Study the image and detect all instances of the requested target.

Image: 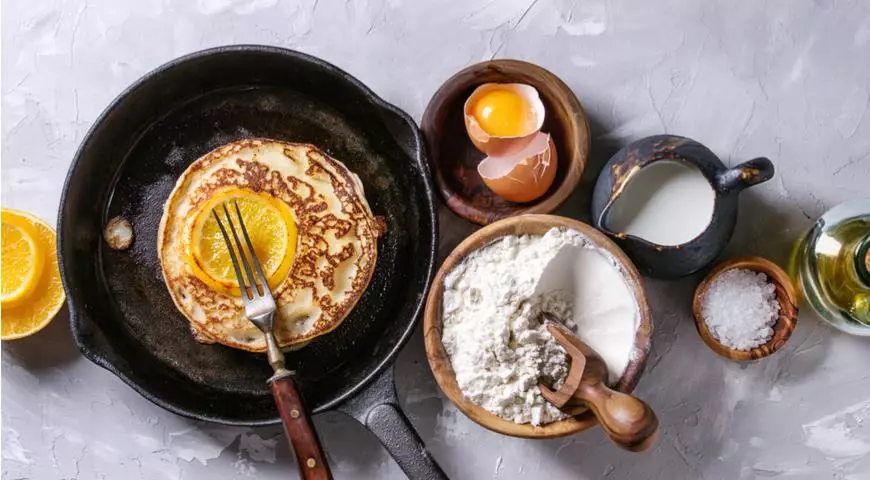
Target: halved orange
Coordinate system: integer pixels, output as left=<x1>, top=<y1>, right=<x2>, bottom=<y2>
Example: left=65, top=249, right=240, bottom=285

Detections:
left=1, top=209, right=65, bottom=340
left=2, top=210, right=44, bottom=308
left=187, top=188, right=297, bottom=295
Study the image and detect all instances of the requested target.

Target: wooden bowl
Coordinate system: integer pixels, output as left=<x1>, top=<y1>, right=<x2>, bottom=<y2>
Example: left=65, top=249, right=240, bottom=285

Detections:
left=692, top=256, right=798, bottom=361
left=423, top=214, right=652, bottom=438
left=421, top=60, right=590, bottom=225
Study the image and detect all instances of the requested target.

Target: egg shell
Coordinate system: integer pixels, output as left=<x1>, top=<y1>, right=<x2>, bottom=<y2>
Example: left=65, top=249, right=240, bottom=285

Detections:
left=464, top=83, right=546, bottom=156
left=478, top=135, right=558, bottom=203
left=104, top=216, right=134, bottom=250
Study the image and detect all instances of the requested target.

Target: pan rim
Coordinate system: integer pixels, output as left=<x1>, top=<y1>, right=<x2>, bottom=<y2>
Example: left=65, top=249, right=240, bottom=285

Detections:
left=57, top=44, right=438, bottom=425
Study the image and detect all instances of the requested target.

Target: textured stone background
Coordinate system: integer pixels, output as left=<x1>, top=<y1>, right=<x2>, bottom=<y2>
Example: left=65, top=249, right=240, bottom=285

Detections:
left=2, top=0, right=870, bottom=479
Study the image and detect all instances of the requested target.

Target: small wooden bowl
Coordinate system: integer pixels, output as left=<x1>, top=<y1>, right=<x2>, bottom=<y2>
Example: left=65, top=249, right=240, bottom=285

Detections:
left=692, top=256, right=799, bottom=362
left=423, top=214, right=652, bottom=438
left=421, top=60, right=590, bottom=225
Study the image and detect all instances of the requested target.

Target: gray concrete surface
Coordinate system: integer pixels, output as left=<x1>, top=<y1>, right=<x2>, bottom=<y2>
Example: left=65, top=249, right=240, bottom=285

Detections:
left=3, top=0, right=870, bottom=479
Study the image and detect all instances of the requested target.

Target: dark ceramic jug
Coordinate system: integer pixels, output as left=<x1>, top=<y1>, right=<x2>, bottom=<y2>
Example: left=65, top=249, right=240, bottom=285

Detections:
left=591, top=135, right=774, bottom=279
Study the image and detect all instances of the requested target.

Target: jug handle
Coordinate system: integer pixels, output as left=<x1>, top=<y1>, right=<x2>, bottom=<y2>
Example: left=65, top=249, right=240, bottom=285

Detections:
left=715, top=157, right=774, bottom=194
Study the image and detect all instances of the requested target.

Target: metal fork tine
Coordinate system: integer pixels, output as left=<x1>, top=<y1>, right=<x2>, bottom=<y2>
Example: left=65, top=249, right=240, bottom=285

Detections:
left=212, top=209, right=250, bottom=300
left=222, top=204, right=260, bottom=298
left=233, top=201, right=273, bottom=296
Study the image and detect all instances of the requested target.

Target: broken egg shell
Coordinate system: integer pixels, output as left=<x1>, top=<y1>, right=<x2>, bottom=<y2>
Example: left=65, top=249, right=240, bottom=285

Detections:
left=104, top=216, right=134, bottom=250
left=463, top=83, right=546, bottom=156
left=478, top=134, right=558, bottom=203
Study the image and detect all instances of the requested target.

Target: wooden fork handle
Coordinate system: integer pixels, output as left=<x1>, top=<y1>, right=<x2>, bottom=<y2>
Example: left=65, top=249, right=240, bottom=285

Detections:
left=577, top=382, right=659, bottom=452
left=271, top=375, right=332, bottom=480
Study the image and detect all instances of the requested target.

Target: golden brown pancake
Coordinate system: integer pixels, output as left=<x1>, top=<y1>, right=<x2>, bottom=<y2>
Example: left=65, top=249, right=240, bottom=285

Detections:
left=158, top=139, right=381, bottom=351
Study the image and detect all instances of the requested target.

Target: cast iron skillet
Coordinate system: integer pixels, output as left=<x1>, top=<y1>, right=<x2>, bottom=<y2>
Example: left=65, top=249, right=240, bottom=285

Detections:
left=58, top=45, right=445, bottom=479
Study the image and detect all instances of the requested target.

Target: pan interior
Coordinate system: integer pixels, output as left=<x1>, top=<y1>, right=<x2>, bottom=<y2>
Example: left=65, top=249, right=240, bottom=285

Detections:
left=62, top=49, right=434, bottom=424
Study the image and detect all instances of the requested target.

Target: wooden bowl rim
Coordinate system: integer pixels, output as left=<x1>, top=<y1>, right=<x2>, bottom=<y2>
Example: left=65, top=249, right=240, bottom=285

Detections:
left=692, top=256, right=799, bottom=362
left=420, top=59, right=590, bottom=225
left=423, top=214, right=653, bottom=438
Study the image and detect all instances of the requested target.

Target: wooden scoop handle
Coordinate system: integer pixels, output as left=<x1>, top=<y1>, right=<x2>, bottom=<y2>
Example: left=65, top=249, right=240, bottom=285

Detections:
left=576, top=381, right=659, bottom=452
left=271, top=375, right=332, bottom=480
left=540, top=317, right=659, bottom=451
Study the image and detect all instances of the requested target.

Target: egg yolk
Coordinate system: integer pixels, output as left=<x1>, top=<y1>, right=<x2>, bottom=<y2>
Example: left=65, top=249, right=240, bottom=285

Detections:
left=471, top=88, right=536, bottom=137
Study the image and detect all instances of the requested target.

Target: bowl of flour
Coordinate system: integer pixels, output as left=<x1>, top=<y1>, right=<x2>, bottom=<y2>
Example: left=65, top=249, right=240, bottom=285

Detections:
left=424, top=214, right=652, bottom=438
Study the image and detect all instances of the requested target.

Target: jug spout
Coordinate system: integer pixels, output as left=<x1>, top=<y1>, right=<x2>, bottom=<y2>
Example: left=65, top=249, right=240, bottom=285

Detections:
left=715, top=157, right=774, bottom=194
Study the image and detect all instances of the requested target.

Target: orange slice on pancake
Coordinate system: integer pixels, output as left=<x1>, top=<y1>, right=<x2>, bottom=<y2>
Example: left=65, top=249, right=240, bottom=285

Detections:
left=187, top=188, right=297, bottom=295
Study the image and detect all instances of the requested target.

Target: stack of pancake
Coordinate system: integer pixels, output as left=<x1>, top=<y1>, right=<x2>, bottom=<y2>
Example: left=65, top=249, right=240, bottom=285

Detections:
left=158, top=139, right=382, bottom=351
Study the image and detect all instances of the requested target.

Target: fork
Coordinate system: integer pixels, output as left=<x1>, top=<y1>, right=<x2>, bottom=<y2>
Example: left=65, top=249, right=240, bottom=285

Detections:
left=214, top=202, right=332, bottom=480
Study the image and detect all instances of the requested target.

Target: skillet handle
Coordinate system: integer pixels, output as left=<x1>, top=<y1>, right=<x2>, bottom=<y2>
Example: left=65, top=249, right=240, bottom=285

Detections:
left=338, top=366, right=448, bottom=480
left=271, top=375, right=332, bottom=480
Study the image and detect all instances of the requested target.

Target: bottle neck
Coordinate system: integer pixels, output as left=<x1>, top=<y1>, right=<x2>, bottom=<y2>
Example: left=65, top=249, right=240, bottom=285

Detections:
left=856, top=233, right=870, bottom=287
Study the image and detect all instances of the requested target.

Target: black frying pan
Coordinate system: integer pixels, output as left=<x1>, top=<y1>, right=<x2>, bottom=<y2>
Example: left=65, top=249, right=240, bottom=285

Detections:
left=58, top=45, right=445, bottom=479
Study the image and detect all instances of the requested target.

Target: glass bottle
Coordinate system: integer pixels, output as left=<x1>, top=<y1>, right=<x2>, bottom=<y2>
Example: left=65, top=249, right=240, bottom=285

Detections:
left=791, top=199, right=870, bottom=335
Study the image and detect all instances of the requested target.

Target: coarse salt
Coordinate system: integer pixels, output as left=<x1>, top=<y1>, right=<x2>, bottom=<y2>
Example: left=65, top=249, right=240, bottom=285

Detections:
left=701, top=268, right=780, bottom=351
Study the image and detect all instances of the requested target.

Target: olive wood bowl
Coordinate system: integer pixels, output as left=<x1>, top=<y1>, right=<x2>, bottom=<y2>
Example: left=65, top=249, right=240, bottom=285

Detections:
left=693, top=256, right=798, bottom=362
left=421, top=60, right=589, bottom=225
left=423, top=214, right=652, bottom=438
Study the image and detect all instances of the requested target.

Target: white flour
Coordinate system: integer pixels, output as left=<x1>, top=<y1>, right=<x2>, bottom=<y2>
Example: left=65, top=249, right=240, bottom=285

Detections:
left=442, top=228, right=639, bottom=426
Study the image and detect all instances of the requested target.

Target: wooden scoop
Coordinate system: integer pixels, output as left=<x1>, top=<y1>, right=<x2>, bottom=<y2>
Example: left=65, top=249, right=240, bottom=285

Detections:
left=538, top=315, right=659, bottom=452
